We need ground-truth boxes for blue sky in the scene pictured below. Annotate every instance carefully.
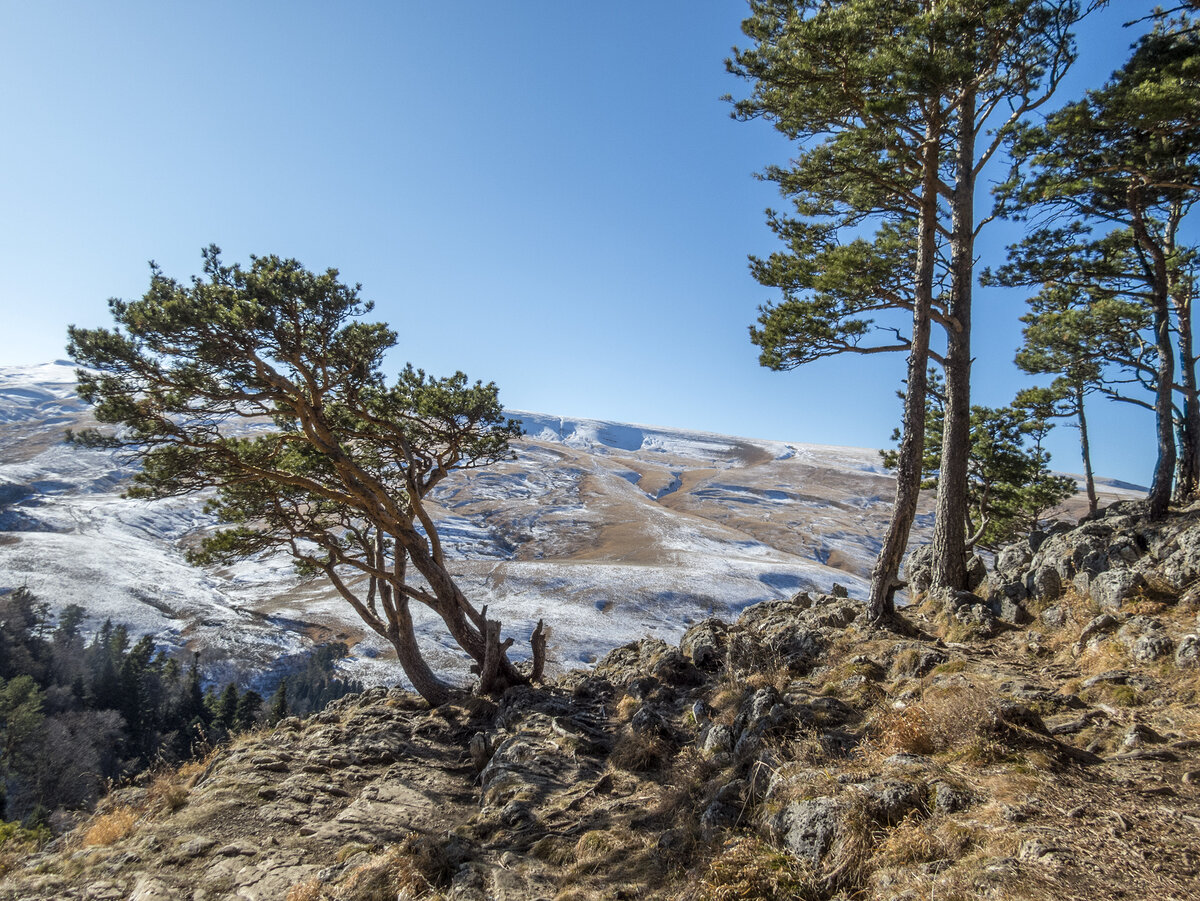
[0,1,1169,485]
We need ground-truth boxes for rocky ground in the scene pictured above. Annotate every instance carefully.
[2,501,1199,901]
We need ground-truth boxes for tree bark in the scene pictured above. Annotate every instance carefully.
[1076,383,1098,516]
[529,619,548,682]
[931,88,976,592]
[1149,302,1177,520]
[1174,287,1200,504]
[401,533,529,693]
[386,597,452,707]
[1130,187,1176,520]
[868,115,942,620]
[478,618,514,696]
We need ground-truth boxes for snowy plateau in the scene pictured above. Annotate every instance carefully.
[0,361,1128,692]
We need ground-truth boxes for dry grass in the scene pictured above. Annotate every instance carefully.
[615,695,640,722]
[864,684,1008,765]
[145,771,190,813]
[608,729,672,772]
[81,807,139,847]
[707,685,747,725]
[285,880,324,901]
[327,834,452,901]
[561,826,655,886]
[867,705,937,756]
[695,837,812,901]
[876,813,983,868]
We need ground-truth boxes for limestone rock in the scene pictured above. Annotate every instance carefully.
[767,797,842,866]
[1175,634,1200,668]
[1090,570,1146,612]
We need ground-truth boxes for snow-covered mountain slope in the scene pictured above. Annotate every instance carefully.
[0,362,1129,690]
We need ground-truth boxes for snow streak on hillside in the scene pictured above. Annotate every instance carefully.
[0,362,906,689]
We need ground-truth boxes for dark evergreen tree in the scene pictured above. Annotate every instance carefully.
[234,691,263,731]
[267,679,289,725]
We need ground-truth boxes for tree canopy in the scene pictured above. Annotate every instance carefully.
[68,247,540,706]
[730,0,1087,614]
[993,15,1200,518]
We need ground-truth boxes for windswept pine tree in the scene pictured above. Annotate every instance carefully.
[68,247,543,705]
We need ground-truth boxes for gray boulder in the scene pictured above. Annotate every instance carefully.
[1175,634,1200,669]
[1025,565,1062,602]
[1089,569,1145,612]
[1117,616,1174,663]
[767,797,842,866]
[680,619,726,669]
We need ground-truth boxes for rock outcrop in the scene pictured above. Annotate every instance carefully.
[987,500,1200,615]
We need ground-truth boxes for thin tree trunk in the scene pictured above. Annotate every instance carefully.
[1076,383,1098,516]
[1130,190,1176,520]
[386,596,452,707]
[403,540,529,692]
[868,116,942,621]
[1174,288,1200,504]
[931,88,976,592]
[1149,304,1176,520]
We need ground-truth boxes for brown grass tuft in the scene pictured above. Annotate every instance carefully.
[82,807,139,847]
[145,771,190,813]
[866,684,1004,762]
[615,695,640,722]
[609,730,672,772]
[285,879,325,901]
[697,836,812,901]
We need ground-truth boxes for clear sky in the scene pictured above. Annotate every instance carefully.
[0,1,1170,486]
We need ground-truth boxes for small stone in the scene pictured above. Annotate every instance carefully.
[469,732,492,771]
[500,800,534,827]
[176,836,218,859]
[883,752,932,768]
[1075,614,1121,652]
[1040,606,1068,628]
[1019,839,1065,862]
[768,797,842,866]
[1124,723,1166,748]
[1175,634,1200,669]
[702,724,734,756]
[862,779,926,825]
[1131,632,1174,662]
[932,780,975,814]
